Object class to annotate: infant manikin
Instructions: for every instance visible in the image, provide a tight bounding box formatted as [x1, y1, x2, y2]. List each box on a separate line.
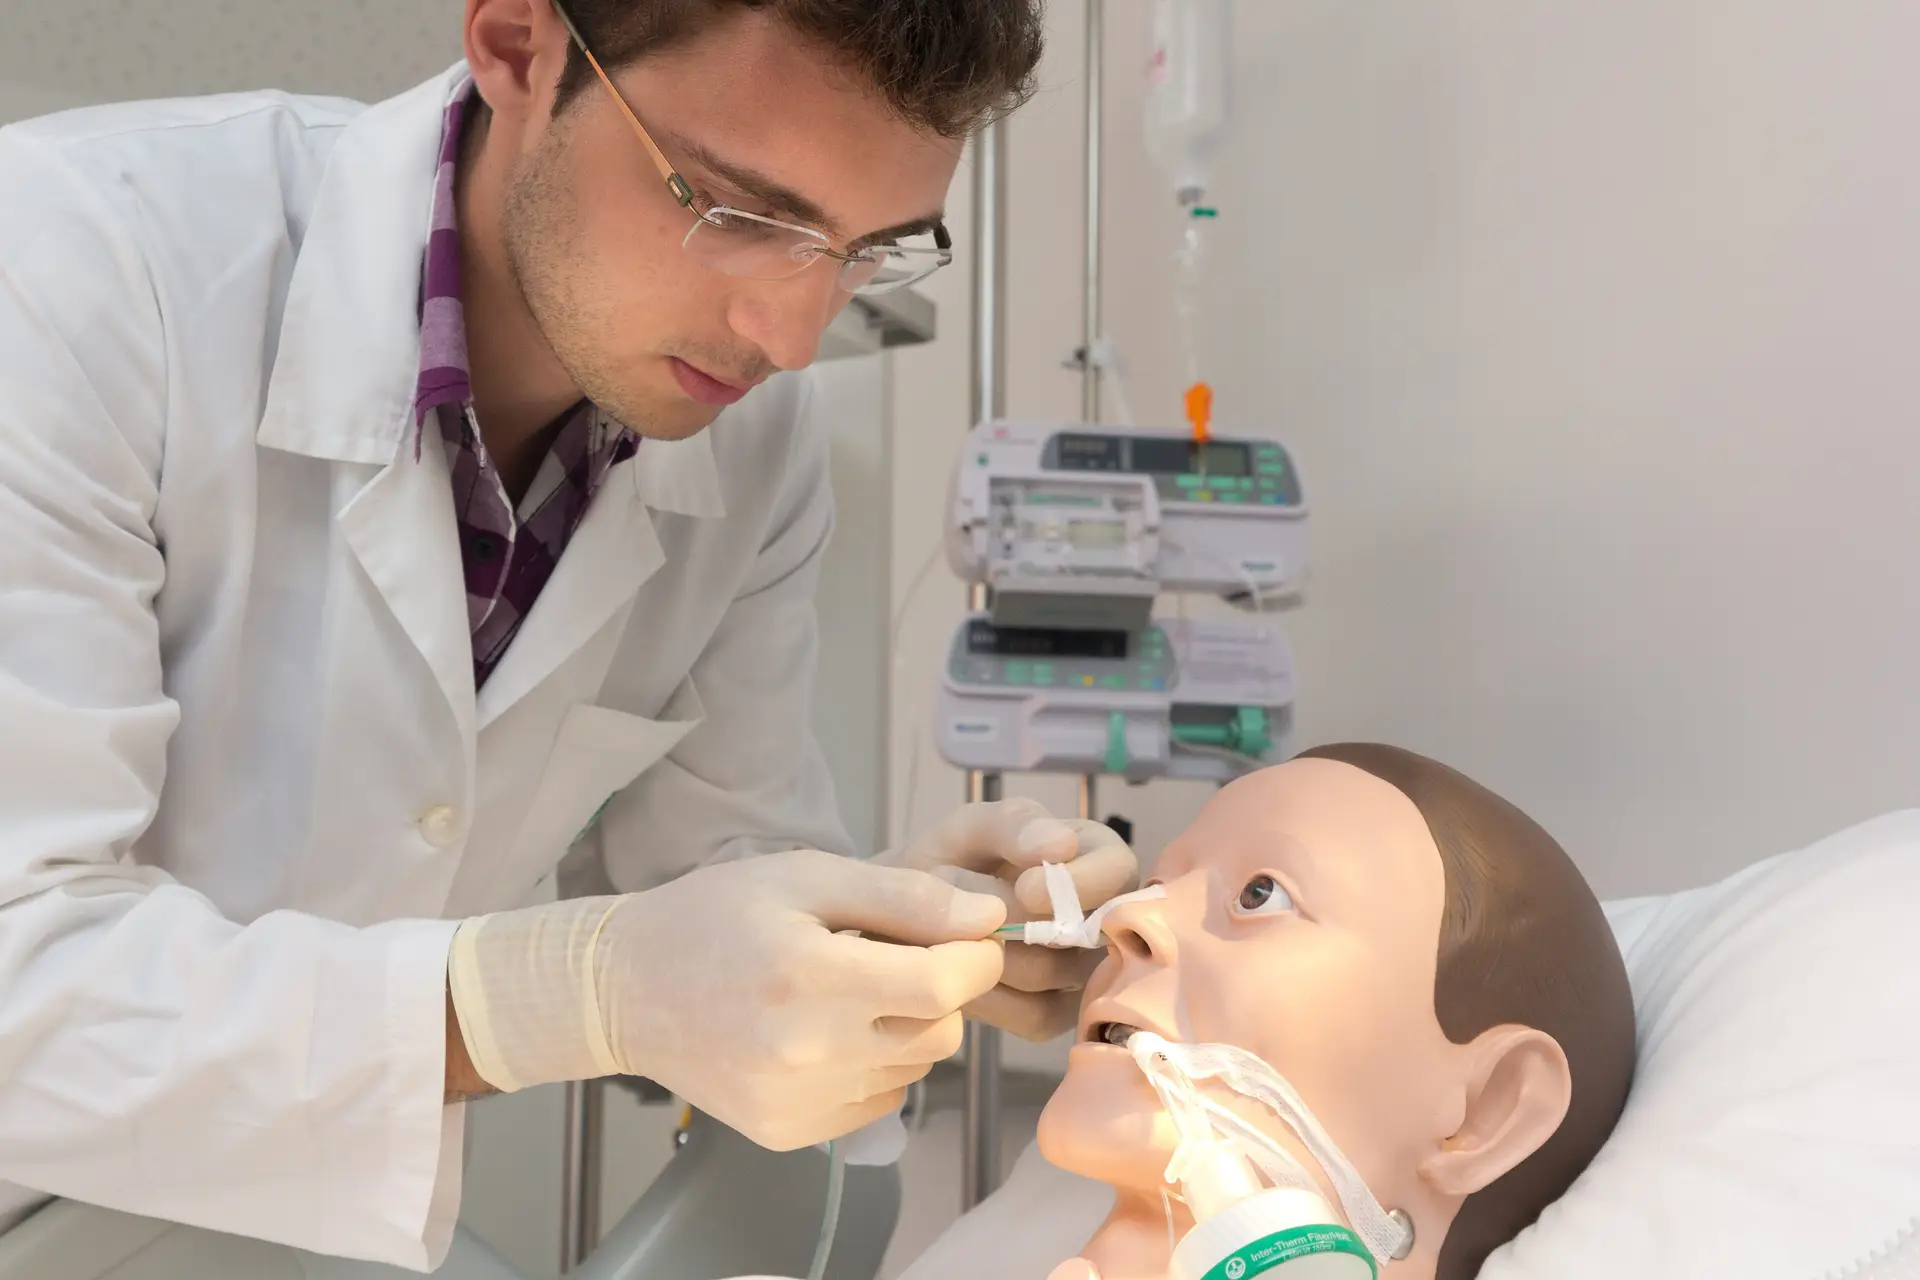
[1034, 744, 1636, 1280]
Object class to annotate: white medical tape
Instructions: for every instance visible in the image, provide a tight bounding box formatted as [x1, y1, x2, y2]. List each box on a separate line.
[1019, 863, 1167, 948]
[1128, 1032, 1415, 1266]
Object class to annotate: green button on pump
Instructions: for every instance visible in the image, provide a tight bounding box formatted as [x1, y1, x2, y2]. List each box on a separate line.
[1006, 662, 1031, 684]
[1176, 474, 1202, 489]
[1032, 664, 1056, 684]
[1099, 674, 1128, 690]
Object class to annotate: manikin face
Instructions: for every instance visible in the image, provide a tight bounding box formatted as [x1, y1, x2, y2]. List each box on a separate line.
[1037, 758, 1466, 1221]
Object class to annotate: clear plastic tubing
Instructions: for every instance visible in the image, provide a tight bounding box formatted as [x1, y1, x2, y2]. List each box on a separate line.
[807, 1138, 847, 1280]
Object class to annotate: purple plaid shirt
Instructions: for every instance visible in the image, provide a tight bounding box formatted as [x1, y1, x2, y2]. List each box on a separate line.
[413, 78, 639, 690]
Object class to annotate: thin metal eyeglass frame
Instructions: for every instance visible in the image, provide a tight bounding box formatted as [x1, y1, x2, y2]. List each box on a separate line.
[547, 0, 951, 293]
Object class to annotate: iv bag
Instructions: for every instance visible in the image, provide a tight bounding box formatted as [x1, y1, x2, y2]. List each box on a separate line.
[1144, 0, 1233, 206]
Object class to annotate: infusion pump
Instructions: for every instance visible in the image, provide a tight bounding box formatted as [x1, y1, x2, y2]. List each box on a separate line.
[946, 421, 1309, 633]
[934, 614, 1296, 784]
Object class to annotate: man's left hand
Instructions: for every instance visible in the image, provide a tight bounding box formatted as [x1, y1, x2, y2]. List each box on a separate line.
[877, 799, 1139, 1041]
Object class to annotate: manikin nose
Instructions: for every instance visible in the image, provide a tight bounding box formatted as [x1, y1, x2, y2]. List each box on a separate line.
[1101, 895, 1177, 965]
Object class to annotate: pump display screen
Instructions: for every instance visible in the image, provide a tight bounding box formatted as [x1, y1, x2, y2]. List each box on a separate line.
[1129, 438, 1251, 477]
[1054, 434, 1125, 471]
[1066, 519, 1130, 549]
[966, 621, 1128, 660]
[1051, 432, 1253, 479]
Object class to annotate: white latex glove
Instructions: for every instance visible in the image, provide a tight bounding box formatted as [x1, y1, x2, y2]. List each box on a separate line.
[877, 799, 1140, 1042]
[1047, 1262, 1102, 1280]
[447, 849, 1006, 1150]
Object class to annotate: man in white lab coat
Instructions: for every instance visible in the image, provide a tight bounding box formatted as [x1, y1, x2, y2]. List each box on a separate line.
[0, 0, 1135, 1270]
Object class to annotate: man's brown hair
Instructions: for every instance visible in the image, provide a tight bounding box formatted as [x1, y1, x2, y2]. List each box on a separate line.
[1298, 743, 1636, 1280]
[553, 0, 1045, 138]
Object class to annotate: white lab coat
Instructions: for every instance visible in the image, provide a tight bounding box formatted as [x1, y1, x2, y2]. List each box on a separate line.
[0, 63, 852, 1270]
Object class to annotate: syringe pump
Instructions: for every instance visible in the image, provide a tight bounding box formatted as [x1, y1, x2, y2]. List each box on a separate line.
[947, 420, 1308, 633]
[934, 615, 1296, 784]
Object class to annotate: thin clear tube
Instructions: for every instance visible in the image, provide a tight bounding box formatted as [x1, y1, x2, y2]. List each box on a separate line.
[1174, 213, 1209, 397]
[807, 1139, 847, 1280]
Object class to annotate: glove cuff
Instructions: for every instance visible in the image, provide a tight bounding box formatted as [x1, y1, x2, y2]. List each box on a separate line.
[446, 896, 626, 1092]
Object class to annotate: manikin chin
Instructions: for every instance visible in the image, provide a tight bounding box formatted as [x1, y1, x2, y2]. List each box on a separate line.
[1034, 745, 1637, 1280]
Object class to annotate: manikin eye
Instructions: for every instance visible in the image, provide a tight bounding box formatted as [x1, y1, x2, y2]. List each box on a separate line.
[1234, 874, 1295, 915]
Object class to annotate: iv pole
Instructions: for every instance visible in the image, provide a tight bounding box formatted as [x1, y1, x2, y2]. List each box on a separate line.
[961, 106, 1009, 1213]
[1078, 0, 1106, 830]
[962, 0, 1106, 1211]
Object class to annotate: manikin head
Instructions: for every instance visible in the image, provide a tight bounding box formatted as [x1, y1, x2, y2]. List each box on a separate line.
[460, 0, 1040, 438]
[1037, 744, 1636, 1279]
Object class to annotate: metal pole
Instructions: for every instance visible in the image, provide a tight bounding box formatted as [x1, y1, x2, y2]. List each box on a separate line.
[971, 123, 1010, 433]
[962, 113, 1010, 1213]
[1082, 0, 1105, 424]
[961, 768, 1003, 1212]
[1081, 0, 1107, 838]
[559, 1078, 604, 1273]
[1079, 774, 1099, 826]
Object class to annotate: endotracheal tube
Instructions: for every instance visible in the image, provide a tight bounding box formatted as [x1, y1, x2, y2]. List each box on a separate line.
[1126, 1031, 1415, 1280]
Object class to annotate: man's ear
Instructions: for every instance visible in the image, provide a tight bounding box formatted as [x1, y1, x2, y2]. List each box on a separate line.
[465, 0, 570, 123]
[1419, 1024, 1572, 1198]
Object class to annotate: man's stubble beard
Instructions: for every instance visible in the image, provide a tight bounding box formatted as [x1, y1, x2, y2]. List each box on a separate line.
[500, 143, 693, 439]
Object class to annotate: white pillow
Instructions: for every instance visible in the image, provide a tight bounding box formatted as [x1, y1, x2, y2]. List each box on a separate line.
[900, 810, 1920, 1280]
[1483, 810, 1920, 1279]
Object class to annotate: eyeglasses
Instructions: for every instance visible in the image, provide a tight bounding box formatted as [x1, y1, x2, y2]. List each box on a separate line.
[548, 0, 953, 296]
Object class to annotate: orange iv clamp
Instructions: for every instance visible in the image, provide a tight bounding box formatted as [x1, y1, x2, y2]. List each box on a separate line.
[1184, 382, 1214, 446]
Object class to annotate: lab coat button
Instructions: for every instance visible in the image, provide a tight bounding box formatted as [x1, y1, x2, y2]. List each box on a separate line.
[418, 805, 462, 849]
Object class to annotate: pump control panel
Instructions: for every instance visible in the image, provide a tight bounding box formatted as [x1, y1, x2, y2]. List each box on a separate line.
[947, 421, 1310, 631]
[935, 615, 1296, 784]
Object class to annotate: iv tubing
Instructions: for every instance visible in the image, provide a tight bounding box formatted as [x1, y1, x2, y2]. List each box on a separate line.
[808, 1139, 846, 1280]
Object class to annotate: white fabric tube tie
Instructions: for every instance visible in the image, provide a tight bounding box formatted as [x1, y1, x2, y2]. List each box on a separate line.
[1018, 862, 1167, 948]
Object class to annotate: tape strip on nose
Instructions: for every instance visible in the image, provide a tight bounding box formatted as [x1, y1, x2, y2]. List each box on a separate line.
[1020, 863, 1166, 948]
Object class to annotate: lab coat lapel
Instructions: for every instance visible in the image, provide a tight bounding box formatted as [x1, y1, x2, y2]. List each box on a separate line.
[256, 64, 466, 467]
[474, 429, 728, 730]
[253, 63, 481, 740]
[337, 434, 477, 749]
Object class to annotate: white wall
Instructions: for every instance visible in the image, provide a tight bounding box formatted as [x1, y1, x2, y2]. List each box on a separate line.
[890, 0, 1920, 905]
[0, 0, 461, 109]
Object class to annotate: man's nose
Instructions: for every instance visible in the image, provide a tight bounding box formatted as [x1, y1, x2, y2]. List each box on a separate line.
[727, 267, 847, 372]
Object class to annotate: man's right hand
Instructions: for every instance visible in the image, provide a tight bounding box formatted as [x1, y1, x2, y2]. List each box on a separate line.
[445, 850, 1008, 1150]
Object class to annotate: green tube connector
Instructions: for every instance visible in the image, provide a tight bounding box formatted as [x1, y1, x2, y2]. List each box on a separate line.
[1172, 707, 1272, 759]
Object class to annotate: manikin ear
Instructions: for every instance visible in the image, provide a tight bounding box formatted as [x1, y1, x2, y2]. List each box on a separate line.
[1420, 1024, 1572, 1198]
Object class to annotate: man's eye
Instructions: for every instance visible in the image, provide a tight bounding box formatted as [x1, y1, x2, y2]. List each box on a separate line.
[1233, 874, 1294, 916]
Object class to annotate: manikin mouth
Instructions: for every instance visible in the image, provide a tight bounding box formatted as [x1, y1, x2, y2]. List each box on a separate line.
[1089, 1021, 1143, 1048]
